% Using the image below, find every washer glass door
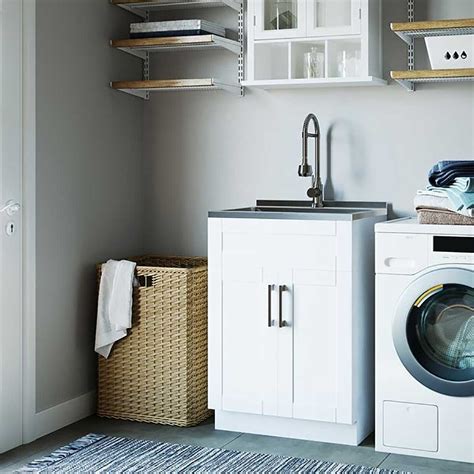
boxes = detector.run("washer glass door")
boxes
[394,268,474,397]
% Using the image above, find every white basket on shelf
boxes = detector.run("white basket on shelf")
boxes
[425,35,474,69]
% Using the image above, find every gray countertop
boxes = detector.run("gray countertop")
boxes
[209,200,388,221]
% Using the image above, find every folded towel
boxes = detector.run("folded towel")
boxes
[426,185,474,212]
[415,190,474,217]
[417,208,474,226]
[95,260,136,358]
[429,160,474,187]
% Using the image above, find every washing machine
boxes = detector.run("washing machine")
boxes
[375,218,473,463]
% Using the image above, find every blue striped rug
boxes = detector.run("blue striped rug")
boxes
[20,433,407,473]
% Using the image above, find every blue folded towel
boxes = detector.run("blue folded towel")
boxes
[429,160,474,187]
[426,185,474,212]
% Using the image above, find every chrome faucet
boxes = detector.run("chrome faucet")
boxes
[298,113,323,208]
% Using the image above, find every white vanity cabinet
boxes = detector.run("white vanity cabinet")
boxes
[244,0,385,88]
[208,212,385,445]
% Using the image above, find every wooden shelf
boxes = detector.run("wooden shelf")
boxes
[111,78,241,98]
[111,35,241,58]
[111,0,242,17]
[242,76,387,90]
[391,68,474,91]
[391,18,474,45]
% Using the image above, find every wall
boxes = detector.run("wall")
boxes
[144,0,474,257]
[35,0,144,414]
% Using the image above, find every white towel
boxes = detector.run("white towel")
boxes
[415,190,474,217]
[95,260,136,358]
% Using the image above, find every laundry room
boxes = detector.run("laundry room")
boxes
[0,0,472,473]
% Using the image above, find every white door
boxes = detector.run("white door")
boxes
[221,269,266,414]
[253,0,307,40]
[292,277,338,422]
[0,0,23,454]
[221,229,267,415]
[307,0,361,36]
[220,230,293,418]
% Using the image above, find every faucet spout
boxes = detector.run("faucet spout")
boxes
[298,113,323,208]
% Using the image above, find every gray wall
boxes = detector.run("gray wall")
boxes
[144,0,474,257]
[36,0,144,411]
[34,0,474,412]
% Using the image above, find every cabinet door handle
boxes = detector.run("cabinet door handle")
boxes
[267,284,274,327]
[279,285,287,328]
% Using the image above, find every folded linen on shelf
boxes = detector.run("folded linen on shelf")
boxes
[417,208,474,226]
[95,260,137,359]
[428,160,474,187]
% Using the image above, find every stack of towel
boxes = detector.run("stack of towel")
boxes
[415,160,474,225]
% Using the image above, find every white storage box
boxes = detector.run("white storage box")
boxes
[425,35,474,69]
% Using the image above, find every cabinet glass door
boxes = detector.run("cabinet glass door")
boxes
[254,0,306,39]
[307,0,361,36]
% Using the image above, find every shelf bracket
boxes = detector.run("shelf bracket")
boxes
[395,78,414,92]
[238,4,245,97]
[406,0,415,91]
[143,11,151,100]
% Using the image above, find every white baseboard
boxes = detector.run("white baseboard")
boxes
[33,391,96,440]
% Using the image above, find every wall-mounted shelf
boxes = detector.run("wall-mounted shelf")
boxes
[111,0,242,18]
[242,76,386,90]
[391,19,474,45]
[390,1,474,92]
[111,35,241,59]
[110,0,244,98]
[111,78,241,98]
[391,68,474,91]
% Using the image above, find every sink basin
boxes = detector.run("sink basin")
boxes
[209,200,388,221]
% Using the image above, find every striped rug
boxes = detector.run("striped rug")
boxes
[20,433,407,473]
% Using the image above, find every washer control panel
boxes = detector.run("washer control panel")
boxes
[430,235,474,266]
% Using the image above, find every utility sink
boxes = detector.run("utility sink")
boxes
[209,200,388,221]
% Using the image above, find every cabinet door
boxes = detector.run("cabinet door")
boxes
[221,264,267,415]
[264,273,293,418]
[254,0,307,40]
[292,270,338,422]
[307,0,361,36]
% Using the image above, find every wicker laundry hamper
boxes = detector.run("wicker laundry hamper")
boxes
[97,256,211,427]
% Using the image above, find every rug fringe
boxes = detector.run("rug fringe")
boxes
[18,433,106,472]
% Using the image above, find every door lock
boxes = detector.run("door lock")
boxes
[5,221,15,236]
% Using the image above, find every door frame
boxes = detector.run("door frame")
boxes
[0,0,36,453]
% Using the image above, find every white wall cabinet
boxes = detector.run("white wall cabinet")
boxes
[254,0,308,40]
[307,0,362,36]
[255,0,361,40]
[244,0,385,89]
[209,216,382,445]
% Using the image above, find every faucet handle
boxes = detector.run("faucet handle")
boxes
[307,187,322,198]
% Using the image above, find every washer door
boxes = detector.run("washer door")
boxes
[393,268,474,397]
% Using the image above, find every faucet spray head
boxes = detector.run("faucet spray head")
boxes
[298,163,313,177]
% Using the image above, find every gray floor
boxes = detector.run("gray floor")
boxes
[0,416,472,473]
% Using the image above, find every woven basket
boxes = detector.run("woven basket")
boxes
[97,256,211,427]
